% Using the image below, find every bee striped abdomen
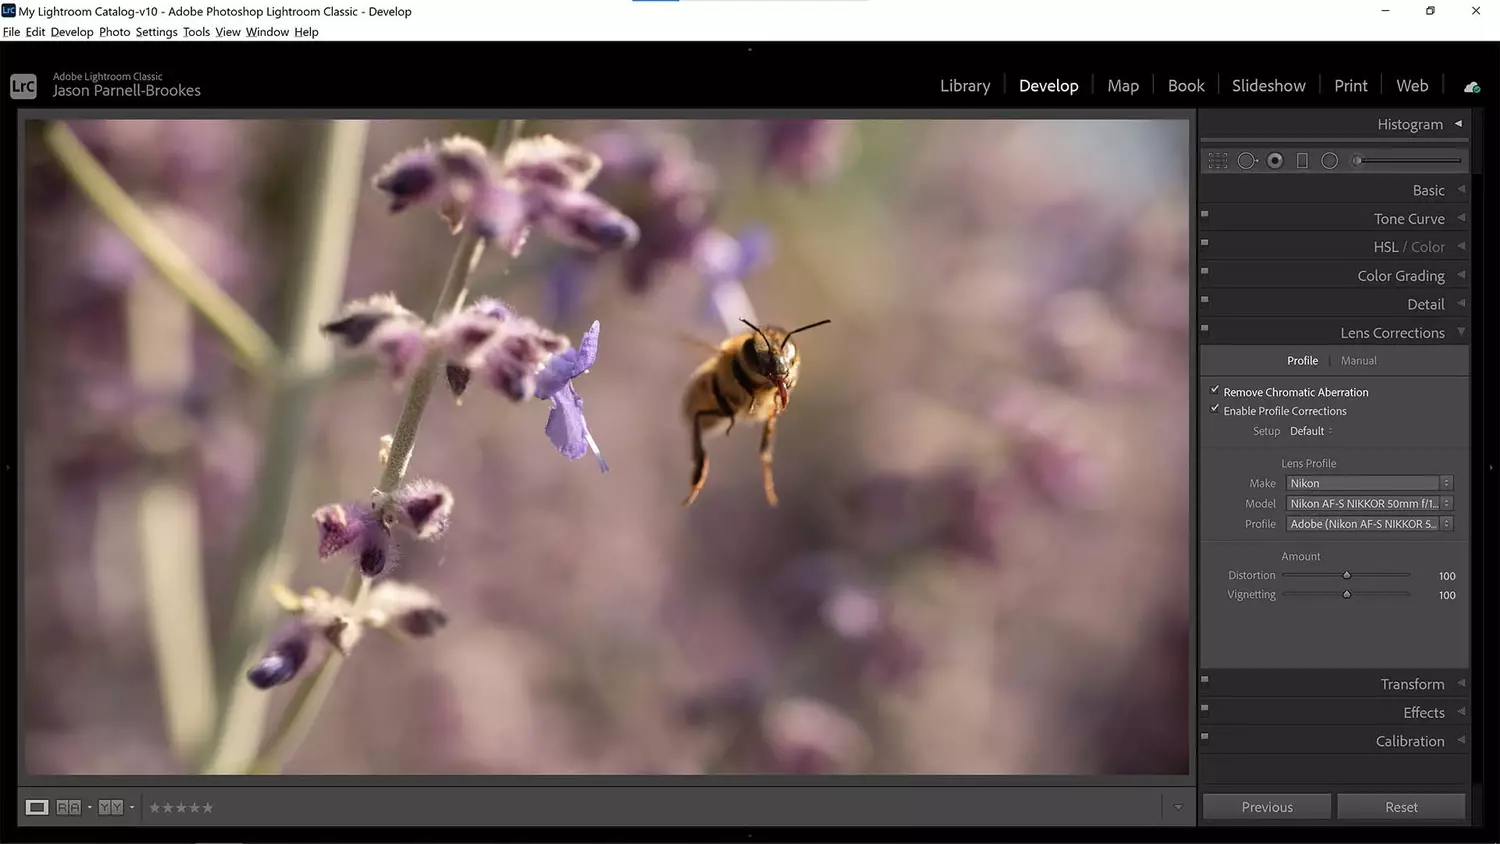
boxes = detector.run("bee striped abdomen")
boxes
[709,369,737,417]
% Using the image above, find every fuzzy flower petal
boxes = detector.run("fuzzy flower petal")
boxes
[432,306,507,362]
[528,187,641,252]
[471,319,569,402]
[313,502,396,578]
[391,479,454,541]
[471,297,513,321]
[365,580,449,639]
[501,134,603,192]
[546,383,608,472]
[371,145,441,212]
[434,135,492,183]
[321,294,429,382]
[470,182,529,254]
[246,622,313,689]
[534,320,599,400]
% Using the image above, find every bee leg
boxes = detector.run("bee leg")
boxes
[710,379,737,436]
[683,411,717,507]
[759,414,779,507]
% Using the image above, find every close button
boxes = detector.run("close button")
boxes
[1338,793,1467,820]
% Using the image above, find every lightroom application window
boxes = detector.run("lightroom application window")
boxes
[3,2,1496,842]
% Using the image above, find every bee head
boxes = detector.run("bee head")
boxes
[739,318,831,381]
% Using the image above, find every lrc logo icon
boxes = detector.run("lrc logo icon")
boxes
[10,74,37,100]
[1,4,17,17]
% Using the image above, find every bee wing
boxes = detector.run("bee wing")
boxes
[676,333,723,354]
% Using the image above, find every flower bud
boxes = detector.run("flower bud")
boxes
[371,145,440,212]
[365,580,448,640]
[246,622,313,689]
[391,478,454,541]
[320,294,429,383]
[529,187,641,252]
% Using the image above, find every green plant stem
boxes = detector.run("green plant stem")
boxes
[43,122,279,375]
[245,119,524,775]
[201,120,371,773]
[126,270,218,764]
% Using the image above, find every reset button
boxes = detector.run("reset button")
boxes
[1338,793,1467,820]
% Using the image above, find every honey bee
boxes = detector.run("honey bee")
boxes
[681,318,832,508]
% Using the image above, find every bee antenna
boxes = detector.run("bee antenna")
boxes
[740,318,774,352]
[780,319,832,349]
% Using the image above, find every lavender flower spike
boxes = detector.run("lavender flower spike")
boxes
[536,320,608,472]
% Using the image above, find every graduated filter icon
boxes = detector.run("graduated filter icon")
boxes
[1464,81,1482,94]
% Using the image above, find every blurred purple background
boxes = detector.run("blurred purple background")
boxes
[22,118,1191,775]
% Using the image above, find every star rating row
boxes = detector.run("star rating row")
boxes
[149,802,213,814]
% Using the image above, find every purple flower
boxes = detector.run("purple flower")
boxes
[313,501,395,578]
[691,226,772,330]
[471,322,569,401]
[372,145,443,212]
[759,120,852,184]
[527,186,641,253]
[391,478,455,540]
[430,297,523,402]
[373,136,491,214]
[584,127,716,294]
[536,321,608,472]
[366,580,450,639]
[500,134,602,191]
[246,622,313,689]
[313,479,458,579]
[468,182,530,254]
[431,301,608,469]
[373,133,638,260]
[320,294,429,383]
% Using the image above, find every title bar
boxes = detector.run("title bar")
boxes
[0,0,1495,42]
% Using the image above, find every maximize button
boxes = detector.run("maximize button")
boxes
[1337,793,1466,821]
[1203,793,1332,820]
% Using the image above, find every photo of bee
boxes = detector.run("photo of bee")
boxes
[23,117,1192,778]
[681,318,832,507]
